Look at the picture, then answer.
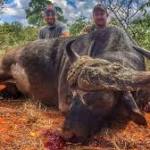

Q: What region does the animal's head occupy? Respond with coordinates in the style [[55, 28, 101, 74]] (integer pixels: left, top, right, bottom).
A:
[[63, 40, 149, 142]]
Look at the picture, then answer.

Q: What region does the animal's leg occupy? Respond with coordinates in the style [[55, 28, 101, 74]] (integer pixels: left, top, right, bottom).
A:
[[0, 53, 16, 82], [0, 58, 21, 99], [122, 91, 147, 125], [0, 80, 22, 99], [0, 64, 12, 81]]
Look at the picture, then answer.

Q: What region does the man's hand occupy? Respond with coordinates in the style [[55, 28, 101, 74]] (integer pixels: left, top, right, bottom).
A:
[[61, 32, 70, 37]]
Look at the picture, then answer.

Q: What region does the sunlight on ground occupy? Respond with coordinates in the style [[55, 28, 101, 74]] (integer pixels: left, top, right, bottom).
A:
[[0, 100, 150, 150]]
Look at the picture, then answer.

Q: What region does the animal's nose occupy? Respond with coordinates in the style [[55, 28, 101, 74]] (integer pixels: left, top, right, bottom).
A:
[[62, 128, 87, 143], [63, 129, 75, 140]]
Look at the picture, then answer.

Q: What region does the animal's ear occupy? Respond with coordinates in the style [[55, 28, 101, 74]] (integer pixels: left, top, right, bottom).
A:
[[66, 40, 79, 63], [122, 91, 147, 126]]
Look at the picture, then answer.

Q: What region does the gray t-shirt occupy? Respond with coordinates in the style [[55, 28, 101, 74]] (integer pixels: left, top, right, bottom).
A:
[[38, 22, 67, 39]]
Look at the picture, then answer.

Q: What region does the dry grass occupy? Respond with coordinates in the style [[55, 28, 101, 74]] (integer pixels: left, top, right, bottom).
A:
[[0, 100, 63, 150], [0, 100, 150, 150]]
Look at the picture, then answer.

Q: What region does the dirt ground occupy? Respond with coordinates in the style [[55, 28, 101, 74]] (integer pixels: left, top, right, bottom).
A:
[[0, 99, 150, 150]]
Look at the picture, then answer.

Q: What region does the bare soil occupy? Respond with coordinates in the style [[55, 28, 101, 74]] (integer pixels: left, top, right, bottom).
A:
[[0, 99, 150, 150]]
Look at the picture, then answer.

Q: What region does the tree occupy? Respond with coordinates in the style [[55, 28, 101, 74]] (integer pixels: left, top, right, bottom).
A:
[[0, 22, 38, 51], [69, 16, 88, 36], [130, 14, 150, 49], [26, 0, 65, 26], [97, 0, 150, 26]]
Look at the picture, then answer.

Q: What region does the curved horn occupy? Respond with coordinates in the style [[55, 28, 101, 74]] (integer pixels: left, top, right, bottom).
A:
[[88, 40, 95, 56], [133, 45, 150, 59], [66, 40, 79, 63], [122, 91, 147, 125], [76, 61, 150, 92]]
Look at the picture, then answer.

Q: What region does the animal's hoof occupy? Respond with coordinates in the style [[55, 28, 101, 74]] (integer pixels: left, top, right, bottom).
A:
[[144, 102, 150, 112]]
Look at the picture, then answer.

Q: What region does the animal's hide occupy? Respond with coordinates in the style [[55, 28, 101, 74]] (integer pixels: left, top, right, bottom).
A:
[[59, 26, 146, 111], [71, 26, 145, 71]]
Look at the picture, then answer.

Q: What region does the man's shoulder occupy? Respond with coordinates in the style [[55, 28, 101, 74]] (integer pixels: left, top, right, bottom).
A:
[[56, 22, 68, 33], [56, 22, 66, 29]]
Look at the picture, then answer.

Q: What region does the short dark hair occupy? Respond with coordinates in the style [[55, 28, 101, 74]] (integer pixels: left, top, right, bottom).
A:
[[93, 4, 108, 14]]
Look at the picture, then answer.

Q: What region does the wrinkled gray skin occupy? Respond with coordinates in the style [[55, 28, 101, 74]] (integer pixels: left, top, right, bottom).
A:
[[0, 26, 149, 142]]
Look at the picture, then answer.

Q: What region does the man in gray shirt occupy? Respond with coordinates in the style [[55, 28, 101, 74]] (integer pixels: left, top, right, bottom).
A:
[[38, 6, 69, 39]]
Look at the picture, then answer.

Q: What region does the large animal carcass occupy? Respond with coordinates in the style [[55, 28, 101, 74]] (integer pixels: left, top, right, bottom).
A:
[[0, 26, 150, 142]]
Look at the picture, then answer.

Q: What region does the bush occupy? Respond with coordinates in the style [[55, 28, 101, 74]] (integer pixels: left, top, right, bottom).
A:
[[0, 22, 38, 52], [69, 17, 88, 36]]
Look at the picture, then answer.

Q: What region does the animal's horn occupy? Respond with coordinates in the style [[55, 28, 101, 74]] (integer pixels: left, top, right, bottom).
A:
[[66, 40, 79, 63], [88, 40, 95, 56], [133, 45, 150, 59], [122, 91, 147, 125], [76, 61, 150, 91]]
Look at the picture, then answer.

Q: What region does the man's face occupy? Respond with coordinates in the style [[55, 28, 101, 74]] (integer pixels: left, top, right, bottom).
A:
[[44, 15, 56, 26], [93, 10, 108, 27]]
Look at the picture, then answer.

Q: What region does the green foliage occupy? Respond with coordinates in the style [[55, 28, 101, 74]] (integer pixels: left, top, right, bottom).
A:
[[0, 22, 38, 52], [26, 0, 65, 26], [26, 0, 51, 26], [130, 14, 150, 49], [69, 17, 88, 36]]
